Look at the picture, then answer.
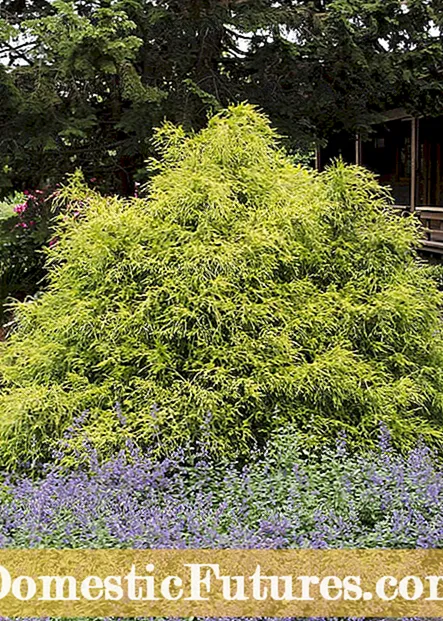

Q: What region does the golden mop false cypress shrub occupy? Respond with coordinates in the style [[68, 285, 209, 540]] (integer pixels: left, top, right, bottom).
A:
[[0, 103, 443, 468]]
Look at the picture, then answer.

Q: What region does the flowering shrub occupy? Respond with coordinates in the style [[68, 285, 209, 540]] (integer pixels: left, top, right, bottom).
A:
[[0, 188, 54, 323], [0, 428, 442, 550]]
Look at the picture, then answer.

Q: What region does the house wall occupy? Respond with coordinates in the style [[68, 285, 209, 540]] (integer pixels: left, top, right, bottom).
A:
[[321, 115, 443, 209], [320, 115, 443, 254], [361, 119, 412, 207], [418, 117, 443, 207]]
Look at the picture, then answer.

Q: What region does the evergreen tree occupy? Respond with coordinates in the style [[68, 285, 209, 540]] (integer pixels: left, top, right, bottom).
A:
[[0, 105, 442, 468], [1, 0, 442, 194]]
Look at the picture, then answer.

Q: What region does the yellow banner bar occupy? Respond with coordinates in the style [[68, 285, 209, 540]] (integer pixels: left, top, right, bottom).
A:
[[0, 549, 443, 617]]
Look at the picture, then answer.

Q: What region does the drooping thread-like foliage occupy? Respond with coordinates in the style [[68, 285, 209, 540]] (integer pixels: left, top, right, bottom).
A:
[[0, 104, 442, 468]]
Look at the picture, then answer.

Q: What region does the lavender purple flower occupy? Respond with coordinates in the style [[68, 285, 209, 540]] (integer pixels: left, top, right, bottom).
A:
[[0, 428, 441, 551], [0, 428, 439, 620]]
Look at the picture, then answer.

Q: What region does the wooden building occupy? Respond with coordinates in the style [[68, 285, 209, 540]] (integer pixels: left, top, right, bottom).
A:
[[318, 109, 443, 254]]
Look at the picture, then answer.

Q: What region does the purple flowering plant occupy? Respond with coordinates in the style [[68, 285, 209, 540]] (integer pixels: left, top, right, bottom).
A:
[[0, 423, 442, 551], [0, 423, 438, 621], [0, 419, 439, 621]]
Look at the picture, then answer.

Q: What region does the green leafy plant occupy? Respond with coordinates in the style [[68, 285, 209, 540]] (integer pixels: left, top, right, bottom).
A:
[[0, 104, 442, 469], [0, 189, 55, 325]]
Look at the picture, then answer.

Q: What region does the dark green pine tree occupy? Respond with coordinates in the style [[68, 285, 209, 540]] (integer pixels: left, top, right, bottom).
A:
[[1, 0, 443, 194]]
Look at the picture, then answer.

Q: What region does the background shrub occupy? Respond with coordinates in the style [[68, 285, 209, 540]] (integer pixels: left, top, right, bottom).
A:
[[0, 104, 442, 466], [0, 189, 54, 324]]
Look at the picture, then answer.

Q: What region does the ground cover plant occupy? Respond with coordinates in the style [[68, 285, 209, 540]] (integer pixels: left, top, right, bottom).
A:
[[0, 425, 436, 621], [0, 427, 442, 549], [0, 104, 442, 468]]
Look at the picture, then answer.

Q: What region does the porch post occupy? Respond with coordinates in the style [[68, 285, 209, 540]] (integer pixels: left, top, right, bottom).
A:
[[411, 117, 419, 212]]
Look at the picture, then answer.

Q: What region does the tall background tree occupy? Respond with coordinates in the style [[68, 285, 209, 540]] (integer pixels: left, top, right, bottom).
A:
[[0, 0, 442, 194]]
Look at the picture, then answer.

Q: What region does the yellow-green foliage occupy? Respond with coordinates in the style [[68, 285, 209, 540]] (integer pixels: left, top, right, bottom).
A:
[[1, 104, 443, 467]]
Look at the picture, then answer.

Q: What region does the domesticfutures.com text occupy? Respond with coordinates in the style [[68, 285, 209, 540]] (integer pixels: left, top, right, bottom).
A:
[[0, 563, 443, 603]]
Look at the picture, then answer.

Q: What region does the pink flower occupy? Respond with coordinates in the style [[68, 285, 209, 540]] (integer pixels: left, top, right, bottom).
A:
[[35, 190, 44, 195], [13, 203, 27, 214], [90, 177, 97, 183]]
